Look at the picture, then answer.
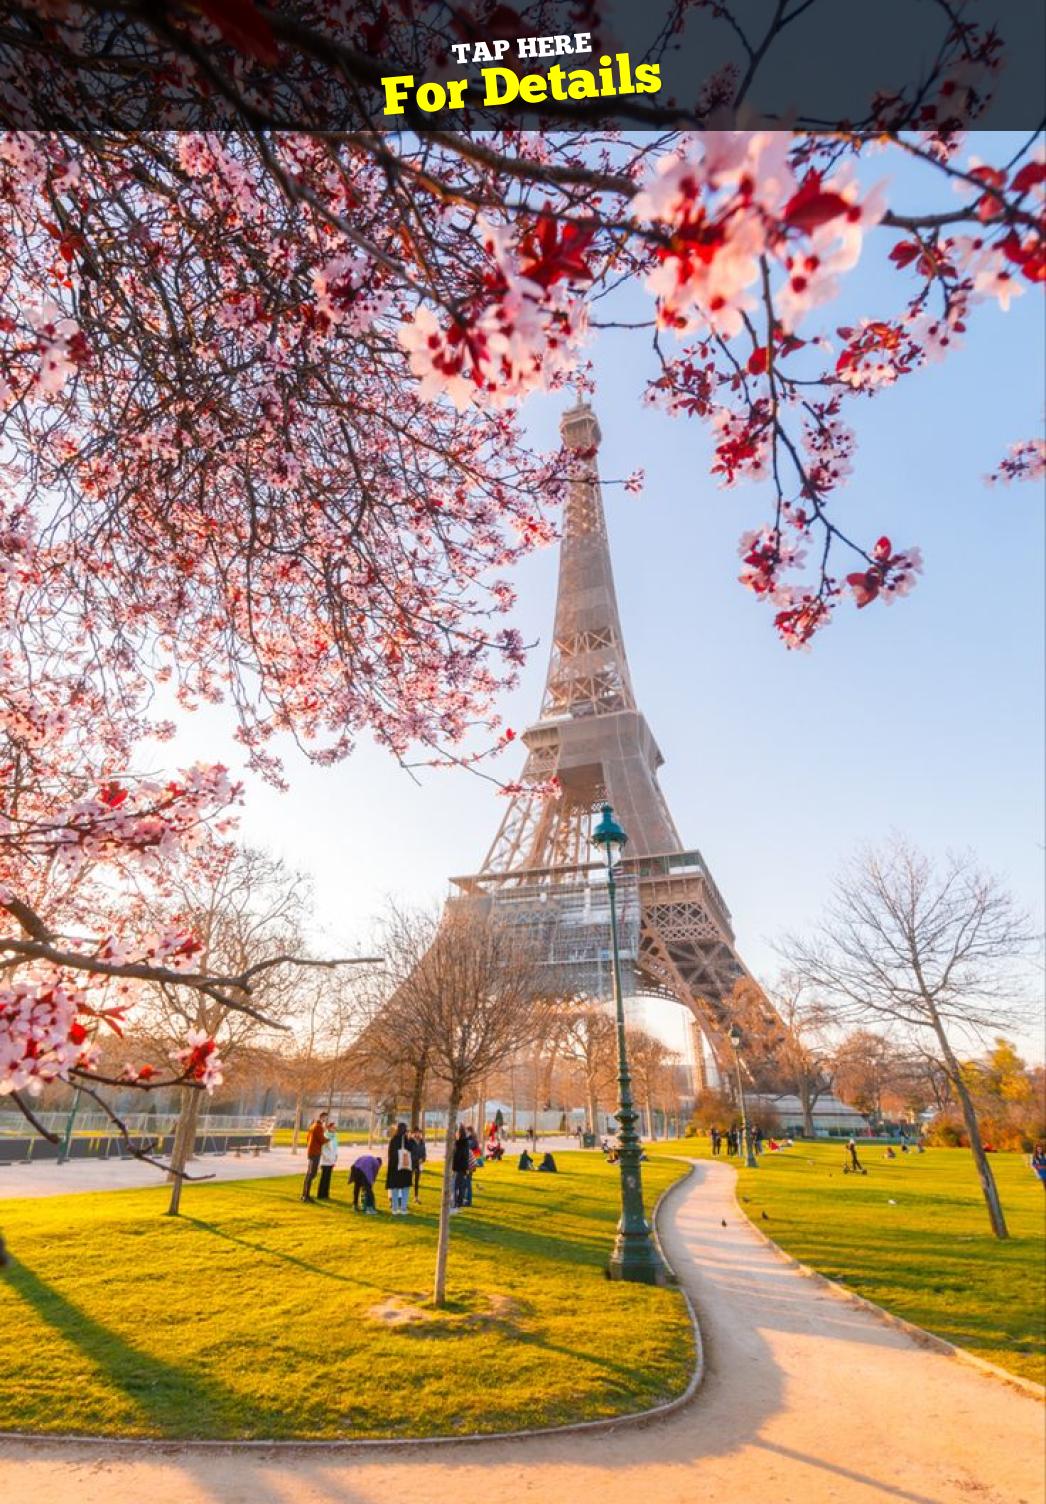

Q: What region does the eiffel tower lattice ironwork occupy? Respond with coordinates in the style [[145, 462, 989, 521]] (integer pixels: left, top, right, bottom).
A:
[[451, 401, 783, 1083]]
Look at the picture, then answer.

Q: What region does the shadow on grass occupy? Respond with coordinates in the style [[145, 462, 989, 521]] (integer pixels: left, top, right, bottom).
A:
[[180, 1217, 392, 1294], [2, 1256, 289, 1438]]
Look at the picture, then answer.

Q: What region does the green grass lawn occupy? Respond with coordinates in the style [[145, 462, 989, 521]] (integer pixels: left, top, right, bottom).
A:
[[651, 1137, 1045, 1386], [0, 1152, 693, 1441]]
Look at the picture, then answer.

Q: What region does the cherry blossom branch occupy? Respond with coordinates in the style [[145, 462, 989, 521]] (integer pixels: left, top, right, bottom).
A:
[[66, 1077, 218, 1180], [9, 1089, 59, 1142]]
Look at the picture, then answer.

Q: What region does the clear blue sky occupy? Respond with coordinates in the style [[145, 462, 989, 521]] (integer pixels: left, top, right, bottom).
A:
[[156, 135, 1045, 1059]]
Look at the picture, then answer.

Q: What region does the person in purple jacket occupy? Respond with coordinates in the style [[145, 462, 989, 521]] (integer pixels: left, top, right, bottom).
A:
[[349, 1152, 381, 1213]]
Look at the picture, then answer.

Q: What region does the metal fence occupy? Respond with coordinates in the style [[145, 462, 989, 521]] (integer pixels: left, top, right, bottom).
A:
[[0, 1112, 276, 1164], [0, 1113, 277, 1138]]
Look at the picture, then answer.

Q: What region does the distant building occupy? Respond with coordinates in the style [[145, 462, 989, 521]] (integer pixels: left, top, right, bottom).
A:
[[749, 1092, 869, 1138]]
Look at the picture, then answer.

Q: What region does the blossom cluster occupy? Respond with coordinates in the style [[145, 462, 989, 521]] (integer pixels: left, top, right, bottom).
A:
[[399, 214, 592, 410]]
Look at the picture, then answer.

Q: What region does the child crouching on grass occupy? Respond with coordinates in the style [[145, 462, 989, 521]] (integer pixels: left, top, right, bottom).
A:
[[349, 1152, 380, 1213]]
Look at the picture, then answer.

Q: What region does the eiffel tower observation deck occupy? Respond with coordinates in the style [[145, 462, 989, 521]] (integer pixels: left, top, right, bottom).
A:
[[451, 401, 780, 1082]]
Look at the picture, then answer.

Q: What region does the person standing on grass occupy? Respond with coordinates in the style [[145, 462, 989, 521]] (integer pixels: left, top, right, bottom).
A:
[[301, 1110, 329, 1202], [451, 1123, 471, 1211], [847, 1135, 864, 1174], [317, 1120, 339, 1200], [349, 1152, 381, 1212], [409, 1127, 427, 1203], [386, 1121, 413, 1215], [710, 1126, 721, 1156], [1031, 1143, 1046, 1187]]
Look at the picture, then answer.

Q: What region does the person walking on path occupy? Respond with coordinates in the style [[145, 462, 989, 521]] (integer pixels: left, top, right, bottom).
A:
[[710, 1127, 721, 1156], [317, 1121, 339, 1200], [349, 1152, 381, 1212], [386, 1121, 413, 1215], [301, 1110, 329, 1202], [451, 1123, 471, 1210], [409, 1128, 427, 1203]]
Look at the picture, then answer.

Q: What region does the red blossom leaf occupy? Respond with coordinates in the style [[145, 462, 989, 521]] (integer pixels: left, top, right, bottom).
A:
[[889, 241, 921, 269], [747, 346, 769, 375], [847, 570, 881, 608], [1011, 161, 1046, 196], [198, 0, 279, 64], [518, 208, 595, 290], [782, 174, 851, 233]]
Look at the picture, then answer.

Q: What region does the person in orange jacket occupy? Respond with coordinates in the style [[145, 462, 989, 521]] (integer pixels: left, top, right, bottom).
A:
[[301, 1110, 329, 1202]]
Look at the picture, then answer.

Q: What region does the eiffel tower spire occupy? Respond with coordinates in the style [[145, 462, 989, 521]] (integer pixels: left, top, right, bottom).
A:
[[453, 402, 785, 1085], [541, 401, 636, 720]]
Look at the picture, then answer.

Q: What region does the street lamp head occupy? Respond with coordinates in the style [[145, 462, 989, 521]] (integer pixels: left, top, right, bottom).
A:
[[728, 1025, 743, 1050], [592, 803, 628, 855]]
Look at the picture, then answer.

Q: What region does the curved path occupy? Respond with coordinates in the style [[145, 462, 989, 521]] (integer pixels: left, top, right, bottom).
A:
[[1, 1160, 1042, 1504]]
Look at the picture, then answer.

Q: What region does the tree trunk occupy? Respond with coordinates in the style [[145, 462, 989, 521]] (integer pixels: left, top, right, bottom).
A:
[[290, 1091, 304, 1154], [433, 1088, 461, 1308], [934, 1018, 1008, 1238], [475, 1080, 486, 1142], [799, 1077, 815, 1138], [165, 1086, 202, 1217], [409, 1062, 427, 1130], [586, 1080, 599, 1136], [643, 1097, 654, 1140]]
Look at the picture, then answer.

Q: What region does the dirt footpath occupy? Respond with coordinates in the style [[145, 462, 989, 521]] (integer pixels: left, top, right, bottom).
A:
[[1, 1160, 1042, 1504]]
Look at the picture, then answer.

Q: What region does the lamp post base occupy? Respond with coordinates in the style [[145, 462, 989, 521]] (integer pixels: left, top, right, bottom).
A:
[[607, 1224, 670, 1285]]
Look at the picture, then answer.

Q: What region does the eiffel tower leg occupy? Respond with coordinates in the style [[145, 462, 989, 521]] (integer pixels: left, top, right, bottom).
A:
[[606, 862, 669, 1286]]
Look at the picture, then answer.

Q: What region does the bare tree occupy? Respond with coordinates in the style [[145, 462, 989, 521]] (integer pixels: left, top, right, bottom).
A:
[[627, 1029, 678, 1140], [786, 839, 1034, 1238], [348, 965, 437, 1130], [767, 972, 835, 1136], [138, 846, 312, 1214], [831, 1028, 901, 1122], [380, 904, 556, 1306], [278, 971, 366, 1150], [557, 1001, 617, 1136]]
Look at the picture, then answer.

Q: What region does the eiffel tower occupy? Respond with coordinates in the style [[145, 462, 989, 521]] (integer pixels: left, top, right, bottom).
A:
[[451, 401, 783, 1085]]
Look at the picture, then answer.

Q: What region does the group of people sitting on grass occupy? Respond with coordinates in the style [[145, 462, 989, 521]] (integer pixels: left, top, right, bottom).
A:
[[518, 1149, 557, 1172]]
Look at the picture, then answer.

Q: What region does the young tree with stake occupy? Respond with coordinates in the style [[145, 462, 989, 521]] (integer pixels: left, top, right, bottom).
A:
[[786, 838, 1035, 1238], [380, 904, 556, 1306]]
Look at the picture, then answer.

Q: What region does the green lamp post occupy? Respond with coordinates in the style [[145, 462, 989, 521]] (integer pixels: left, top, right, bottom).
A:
[[728, 1024, 759, 1170], [57, 1084, 83, 1165], [592, 803, 668, 1285]]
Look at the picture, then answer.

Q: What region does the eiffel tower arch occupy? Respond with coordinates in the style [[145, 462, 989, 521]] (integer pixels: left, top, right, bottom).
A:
[[451, 401, 786, 1088]]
